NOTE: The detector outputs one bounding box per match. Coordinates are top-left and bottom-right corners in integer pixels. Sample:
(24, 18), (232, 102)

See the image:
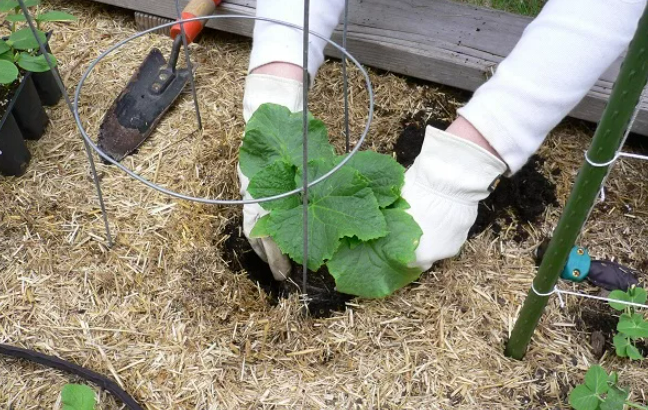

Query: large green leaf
(337, 151), (405, 208)
(239, 103), (336, 179)
(0, 0), (18, 11)
(263, 160), (387, 270)
(618, 313), (648, 339)
(327, 208), (422, 298)
(613, 333), (630, 358)
(0, 41), (10, 55)
(0, 0), (39, 10)
(609, 290), (631, 311)
(0, 51), (14, 62)
(16, 52), (56, 72)
(37, 10), (77, 22)
(600, 386), (629, 410)
(585, 365), (609, 395)
(387, 196), (410, 210)
(5, 13), (26, 22)
(248, 160), (300, 211)
(569, 384), (600, 410)
(625, 344), (643, 360)
(629, 286), (647, 306)
(8, 27), (47, 51)
(250, 214), (271, 238)
(0, 59), (18, 84)
(61, 384), (96, 410)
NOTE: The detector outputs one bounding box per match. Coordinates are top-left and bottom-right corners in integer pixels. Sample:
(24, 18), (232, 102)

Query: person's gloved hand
(401, 126), (507, 271)
(238, 73), (304, 281)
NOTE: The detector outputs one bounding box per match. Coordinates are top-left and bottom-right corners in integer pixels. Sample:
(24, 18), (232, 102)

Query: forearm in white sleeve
(457, 0), (647, 173)
(249, 0), (346, 80)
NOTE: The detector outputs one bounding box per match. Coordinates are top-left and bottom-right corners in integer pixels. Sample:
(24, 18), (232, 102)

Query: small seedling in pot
(240, 103), (423, 298)
(569, 365), (647, 410)
(608, 286), (648, 360)
(61, 383), (96, 410)
(0, 0), (76, 85)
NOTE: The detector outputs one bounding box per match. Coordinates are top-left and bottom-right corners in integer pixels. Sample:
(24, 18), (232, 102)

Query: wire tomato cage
(0, 1), (366, 406)
(19, 0), (370, 308)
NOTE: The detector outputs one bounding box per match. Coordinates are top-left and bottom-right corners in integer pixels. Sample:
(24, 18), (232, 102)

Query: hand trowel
(98, 0), (221, 162)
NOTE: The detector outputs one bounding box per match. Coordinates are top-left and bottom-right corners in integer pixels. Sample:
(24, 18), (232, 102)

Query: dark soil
(222, 219), (282, 301)
(469, 155), (558, 241)
(0, 79), (21, 119)
(574, 299), (648, 358)
(395, 113), (558, 242)
(624, 132), (648, 155)
(221, 218), (352, 318)
(395, 113), (451, 168)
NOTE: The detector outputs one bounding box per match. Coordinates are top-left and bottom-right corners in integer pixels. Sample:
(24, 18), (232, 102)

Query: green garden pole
(505, 4), (648, 360)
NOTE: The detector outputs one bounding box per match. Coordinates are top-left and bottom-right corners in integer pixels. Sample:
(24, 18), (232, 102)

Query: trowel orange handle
(170, 0), (222, 44)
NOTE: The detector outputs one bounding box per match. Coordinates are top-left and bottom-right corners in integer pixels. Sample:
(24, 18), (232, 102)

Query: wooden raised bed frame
(88, 0), (648, 136)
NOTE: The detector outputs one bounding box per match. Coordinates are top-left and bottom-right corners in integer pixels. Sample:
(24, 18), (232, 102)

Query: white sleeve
(457, 0), (647, 173)
(249, 0), (346, 80)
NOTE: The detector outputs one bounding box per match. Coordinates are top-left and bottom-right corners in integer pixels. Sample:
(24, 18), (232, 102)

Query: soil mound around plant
(222, 219), (352, 318)
(395, 114), (558, 242)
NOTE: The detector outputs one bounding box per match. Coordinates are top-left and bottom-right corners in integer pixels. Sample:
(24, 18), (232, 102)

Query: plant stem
(505, 2), (648, 360)
(12, 6), (18, 32)
(626, 402), (648, 410)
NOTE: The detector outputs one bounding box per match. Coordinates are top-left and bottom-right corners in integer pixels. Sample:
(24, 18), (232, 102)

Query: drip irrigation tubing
(0, 344), (144, 409)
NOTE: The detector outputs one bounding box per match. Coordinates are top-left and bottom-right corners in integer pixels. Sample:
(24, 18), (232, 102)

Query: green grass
(462, 0), (545, 16)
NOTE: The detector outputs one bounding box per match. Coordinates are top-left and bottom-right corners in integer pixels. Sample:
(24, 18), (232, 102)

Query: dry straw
(1, 0), (647, 408)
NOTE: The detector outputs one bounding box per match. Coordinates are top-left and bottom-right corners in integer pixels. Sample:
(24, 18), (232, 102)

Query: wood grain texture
(183, 0), (218, 17)
(87, 0), (648, 135)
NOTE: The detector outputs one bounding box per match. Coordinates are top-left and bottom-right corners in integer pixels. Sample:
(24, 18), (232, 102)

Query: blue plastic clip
(561, 246), (591, 282)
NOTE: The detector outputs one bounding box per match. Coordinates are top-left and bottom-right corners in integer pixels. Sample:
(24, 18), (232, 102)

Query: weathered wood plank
(86, 0), (648, 135)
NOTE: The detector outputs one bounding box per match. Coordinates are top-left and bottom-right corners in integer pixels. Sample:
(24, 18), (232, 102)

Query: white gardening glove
(238, 73), (304, 281)
(402, 126), (507, 271)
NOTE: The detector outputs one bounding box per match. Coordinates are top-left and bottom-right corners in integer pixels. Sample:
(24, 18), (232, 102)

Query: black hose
(0, 344), (144, 410)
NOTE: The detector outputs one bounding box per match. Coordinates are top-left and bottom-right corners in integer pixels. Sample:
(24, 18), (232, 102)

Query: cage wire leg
(343, 0), (350, 153)
(17, 0), (114, 247)
(301, 0), (311, 306)
(505, 4), (648, 360)
(175, 0), (203, 130)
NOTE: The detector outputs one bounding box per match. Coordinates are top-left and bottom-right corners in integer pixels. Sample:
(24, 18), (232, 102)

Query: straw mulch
(1, 1), (647, 409)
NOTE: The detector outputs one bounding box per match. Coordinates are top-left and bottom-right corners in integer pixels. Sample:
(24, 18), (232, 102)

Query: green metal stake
(505, 4), (648, 360)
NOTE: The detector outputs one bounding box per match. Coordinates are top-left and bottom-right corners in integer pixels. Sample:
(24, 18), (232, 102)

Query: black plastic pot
(14, 75), (49, 140)
(0, 31), (62, 177)
(33, 66), (62, 106)
(0, 112), (31, 176)
(32, 32), (62, 107)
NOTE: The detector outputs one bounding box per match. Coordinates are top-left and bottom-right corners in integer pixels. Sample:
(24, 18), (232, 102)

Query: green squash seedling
(608, 286), (648, 360)
(0, 0), (76, 84)
(569, 365), (647, 410)
(240, 103), (423, 298)
(61, 384), (96, 410)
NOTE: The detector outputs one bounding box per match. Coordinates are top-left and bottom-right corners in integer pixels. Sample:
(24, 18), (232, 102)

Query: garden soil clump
(395, 112), (559, 242)
(222, 219), (352, 318)
(2, 1), (648, 409)
(468, 154), (559, 241)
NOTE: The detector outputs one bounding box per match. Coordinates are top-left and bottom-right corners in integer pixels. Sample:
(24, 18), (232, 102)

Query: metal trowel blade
(97, 48), (190, 162)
